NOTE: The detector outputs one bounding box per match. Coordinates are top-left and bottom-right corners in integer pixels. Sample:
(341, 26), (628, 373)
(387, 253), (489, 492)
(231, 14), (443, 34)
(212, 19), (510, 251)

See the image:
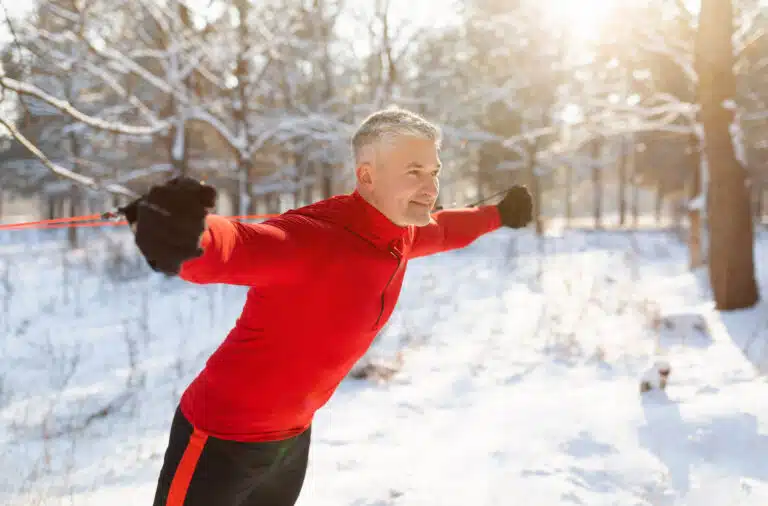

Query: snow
(2, 224), (768, 505)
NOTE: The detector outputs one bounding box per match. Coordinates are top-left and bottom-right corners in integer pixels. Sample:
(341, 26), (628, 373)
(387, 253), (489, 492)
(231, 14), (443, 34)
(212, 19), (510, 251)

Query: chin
(399, 202), (435, 226)
(404, 213), (433, 227)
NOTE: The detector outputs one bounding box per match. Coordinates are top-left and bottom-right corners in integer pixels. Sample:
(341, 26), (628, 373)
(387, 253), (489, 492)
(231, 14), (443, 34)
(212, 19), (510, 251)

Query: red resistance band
(0, 213), (279, 231)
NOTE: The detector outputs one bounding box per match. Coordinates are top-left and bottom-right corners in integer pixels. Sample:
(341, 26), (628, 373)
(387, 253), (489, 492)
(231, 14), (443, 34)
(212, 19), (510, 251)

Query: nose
(422, 173), (439, 199)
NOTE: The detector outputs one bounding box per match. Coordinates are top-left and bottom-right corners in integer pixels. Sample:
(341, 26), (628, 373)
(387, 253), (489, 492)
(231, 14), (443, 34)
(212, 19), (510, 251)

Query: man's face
(357, 135), (441, 227)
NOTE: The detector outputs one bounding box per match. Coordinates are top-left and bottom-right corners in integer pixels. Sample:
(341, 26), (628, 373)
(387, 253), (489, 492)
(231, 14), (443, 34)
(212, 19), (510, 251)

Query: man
(128, 107), (532, 506)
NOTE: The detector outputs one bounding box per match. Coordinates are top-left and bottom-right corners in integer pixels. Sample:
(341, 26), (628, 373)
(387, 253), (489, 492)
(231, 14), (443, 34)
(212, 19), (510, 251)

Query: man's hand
(496, 185), (533, 228)
(122, 176), (217, 275)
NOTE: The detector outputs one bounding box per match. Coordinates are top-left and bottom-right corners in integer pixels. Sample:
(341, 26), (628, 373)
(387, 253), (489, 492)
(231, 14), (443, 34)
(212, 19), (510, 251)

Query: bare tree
(696, 0), (759, 309)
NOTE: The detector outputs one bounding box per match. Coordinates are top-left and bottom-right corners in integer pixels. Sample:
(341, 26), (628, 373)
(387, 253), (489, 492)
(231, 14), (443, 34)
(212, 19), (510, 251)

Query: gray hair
(352, 106), (442, 162)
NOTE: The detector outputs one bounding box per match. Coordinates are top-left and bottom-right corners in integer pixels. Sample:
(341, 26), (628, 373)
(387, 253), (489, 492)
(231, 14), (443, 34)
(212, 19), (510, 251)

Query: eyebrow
(407, 162), (442, 170)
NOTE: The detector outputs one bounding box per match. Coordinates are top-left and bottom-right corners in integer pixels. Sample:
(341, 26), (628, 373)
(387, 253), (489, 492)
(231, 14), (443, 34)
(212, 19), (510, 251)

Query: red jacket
(178, 190), (501, 442)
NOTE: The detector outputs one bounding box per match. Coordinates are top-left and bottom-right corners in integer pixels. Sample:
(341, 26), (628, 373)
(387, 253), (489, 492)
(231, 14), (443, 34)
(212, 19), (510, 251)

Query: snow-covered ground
(2, 223), (768, 505)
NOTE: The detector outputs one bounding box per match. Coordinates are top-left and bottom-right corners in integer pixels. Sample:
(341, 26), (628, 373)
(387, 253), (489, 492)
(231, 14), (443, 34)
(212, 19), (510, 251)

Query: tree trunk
(247, 180), (258, 215)
(238, 161), (256, 216)
(591, 138), (602, 228)
(321, 162), (333, 200)
(169, 120), (189, 176)
(48, 197), (56, 220)
(617, 136), (627, 227)
(68, 131), (82, 249)
(475, 152), (486, 204)
(293, 185), (302, 209)
(68, 185), (81, 249)
(749, 174), (761, 222)
(564, 163), (573, 226)
(687, 133), (704, 269)
(655, 178), (665, 225)
(230, 187), (242, 218)
(696, 0), (758, 309)
(267, 193), (280, 214)
(234, 0), (257, 215)
(526, 141), (543, 235)
(632, 176), (640, 227)
(293, 152), (307, 209)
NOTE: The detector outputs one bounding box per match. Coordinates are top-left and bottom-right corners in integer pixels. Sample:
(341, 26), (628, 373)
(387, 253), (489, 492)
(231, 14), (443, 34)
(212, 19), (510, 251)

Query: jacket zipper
(374, 248), (401, 329)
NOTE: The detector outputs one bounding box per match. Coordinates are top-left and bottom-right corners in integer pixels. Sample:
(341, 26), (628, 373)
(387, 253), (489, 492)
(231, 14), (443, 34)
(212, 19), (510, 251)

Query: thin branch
(0, 114), (139, 199)
(670, 0), (696, 25)
(733, 4), (763, 54)
(33, 43), (164, 129)
(636, 31), (698, 85)
(735, 30), (767, 59)
(0, 76), (167, 136)
(0, 0), (25, 63)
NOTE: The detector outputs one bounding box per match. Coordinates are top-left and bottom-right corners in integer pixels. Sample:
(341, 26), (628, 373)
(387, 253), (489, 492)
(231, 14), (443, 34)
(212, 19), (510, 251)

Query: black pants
(152, 407), (311, 506)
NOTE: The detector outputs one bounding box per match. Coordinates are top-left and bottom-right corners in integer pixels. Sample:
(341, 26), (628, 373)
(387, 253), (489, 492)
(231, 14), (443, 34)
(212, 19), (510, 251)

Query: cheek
(382, 177), (410, 196)
(400, 182), (421, 200)
(402, 176), (422, 192)
(375, 176), (419, 206)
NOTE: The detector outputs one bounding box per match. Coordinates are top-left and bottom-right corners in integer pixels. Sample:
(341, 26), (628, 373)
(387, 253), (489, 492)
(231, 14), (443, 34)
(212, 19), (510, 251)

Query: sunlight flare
(543, 0), (616, 43)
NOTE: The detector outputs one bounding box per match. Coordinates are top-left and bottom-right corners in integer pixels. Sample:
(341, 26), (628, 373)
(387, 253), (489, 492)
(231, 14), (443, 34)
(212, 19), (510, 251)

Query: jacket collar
(346, 190), (410, 254)
(286, 190), (411, 254)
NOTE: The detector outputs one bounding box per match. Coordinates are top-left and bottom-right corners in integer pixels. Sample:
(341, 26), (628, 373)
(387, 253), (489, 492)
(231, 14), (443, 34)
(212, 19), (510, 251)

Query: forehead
(382, 135), (441, 164)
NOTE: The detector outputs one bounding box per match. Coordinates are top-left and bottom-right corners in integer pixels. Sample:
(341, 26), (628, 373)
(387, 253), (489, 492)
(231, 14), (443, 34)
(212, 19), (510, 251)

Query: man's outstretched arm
(179, 215), (306, 286)
(126, 176), (308, 286)
(408, 185), (532, 259)
(408, 206), (502, 259)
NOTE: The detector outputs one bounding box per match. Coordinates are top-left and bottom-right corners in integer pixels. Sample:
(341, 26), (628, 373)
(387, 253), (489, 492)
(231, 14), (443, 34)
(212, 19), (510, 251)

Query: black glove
(496, 185), (533, 228)
(122, 176), (217, 275)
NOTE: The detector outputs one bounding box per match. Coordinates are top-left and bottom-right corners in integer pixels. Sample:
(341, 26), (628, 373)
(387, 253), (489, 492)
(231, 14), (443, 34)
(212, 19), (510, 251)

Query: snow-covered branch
(27, 40), (165, 129)
(0, 76), (167, 136)
(0, 114), (139, 198)
(587, 95), (697, 121)
(733, 4), (764, 56)
(636, 29), (698, 85)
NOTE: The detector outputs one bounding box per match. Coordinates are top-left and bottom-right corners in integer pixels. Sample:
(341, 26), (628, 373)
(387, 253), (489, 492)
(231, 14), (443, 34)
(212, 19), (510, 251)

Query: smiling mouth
(410, 201), (433, 208)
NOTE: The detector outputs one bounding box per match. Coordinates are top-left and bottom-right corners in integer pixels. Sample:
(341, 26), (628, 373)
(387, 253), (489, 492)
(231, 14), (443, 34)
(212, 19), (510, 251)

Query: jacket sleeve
(408, 205), (502, 259)
(178, 214), (308, 286)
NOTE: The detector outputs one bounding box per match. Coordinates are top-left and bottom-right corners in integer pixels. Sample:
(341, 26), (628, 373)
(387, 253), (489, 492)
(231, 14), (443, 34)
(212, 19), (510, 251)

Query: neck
(355, 185), (375, 207)
(353, 187), (406, 228)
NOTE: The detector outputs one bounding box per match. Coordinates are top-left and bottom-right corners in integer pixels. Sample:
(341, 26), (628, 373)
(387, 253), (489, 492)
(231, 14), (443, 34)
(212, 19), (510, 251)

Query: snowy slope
(2, 225), (768, 505)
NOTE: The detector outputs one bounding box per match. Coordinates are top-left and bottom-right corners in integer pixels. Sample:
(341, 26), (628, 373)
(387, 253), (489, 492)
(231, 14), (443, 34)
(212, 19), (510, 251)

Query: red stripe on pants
(166, 428), (209, 506)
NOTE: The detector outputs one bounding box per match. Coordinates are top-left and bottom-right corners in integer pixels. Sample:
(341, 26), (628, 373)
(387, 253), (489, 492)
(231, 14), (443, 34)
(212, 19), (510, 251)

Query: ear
(356, 162), (374, 187)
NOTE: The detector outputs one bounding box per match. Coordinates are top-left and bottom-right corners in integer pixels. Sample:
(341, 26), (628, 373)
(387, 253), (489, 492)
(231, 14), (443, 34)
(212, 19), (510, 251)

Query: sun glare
(544, 0), (616, 43)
